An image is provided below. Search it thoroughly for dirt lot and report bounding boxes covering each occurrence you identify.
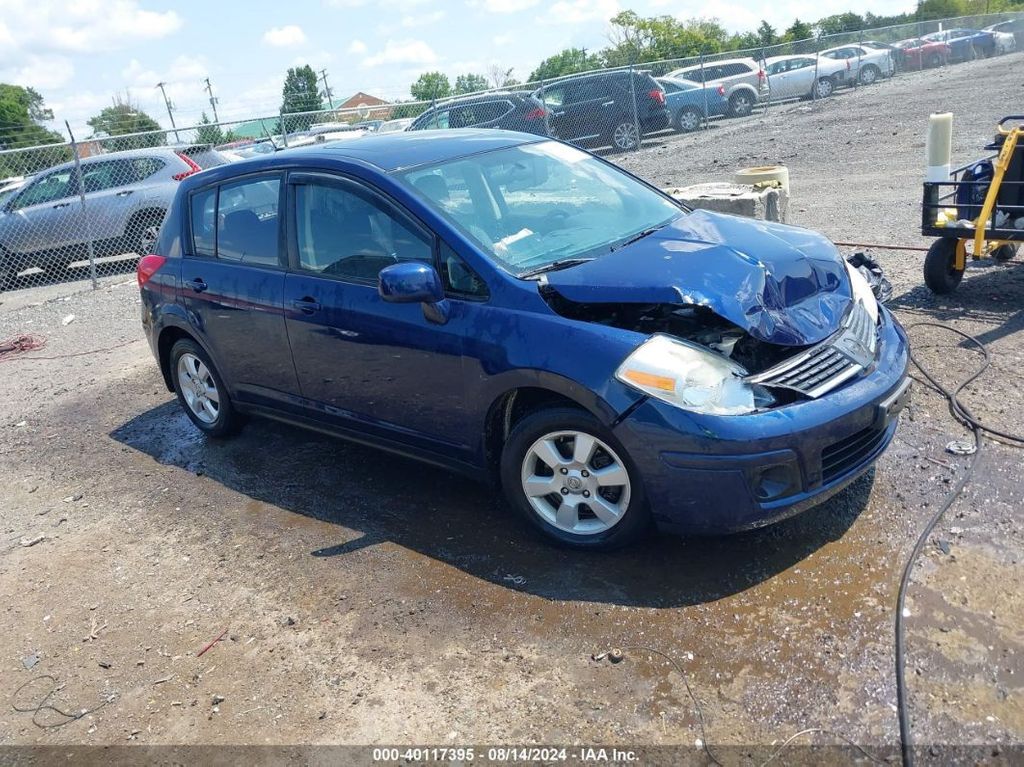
[1,55,1022,762]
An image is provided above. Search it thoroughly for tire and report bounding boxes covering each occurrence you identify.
[923,238,964,294]
[499,407,650,550]
[858,64,880,85]
[607,119,641,152]
[0,248,13,292]
[993,244,1018,262]
[124,210,165,256]
[926,52,942,68]
[814,77,835,99]
[727,91,753,117]
[169,338,244,438]
[674,106,702,133]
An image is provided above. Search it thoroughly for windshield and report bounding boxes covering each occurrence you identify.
[398,141,681,277]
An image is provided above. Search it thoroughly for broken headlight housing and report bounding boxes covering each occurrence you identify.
[615,334,775,415]
[844,260,879,324]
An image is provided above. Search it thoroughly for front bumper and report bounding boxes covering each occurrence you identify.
[613,308,910,535]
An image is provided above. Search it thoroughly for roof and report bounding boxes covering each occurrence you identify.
[182,130,543,185]
[338,91,389,109]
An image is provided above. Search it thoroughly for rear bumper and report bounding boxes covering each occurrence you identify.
[613,308,910,535]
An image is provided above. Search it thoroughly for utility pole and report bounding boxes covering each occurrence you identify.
[203,77,220,123]
[319,68,335,109]
[155,82,180,142]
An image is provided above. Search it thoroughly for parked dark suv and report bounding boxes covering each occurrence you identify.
[531,70,670,152]
[409,92,549,135]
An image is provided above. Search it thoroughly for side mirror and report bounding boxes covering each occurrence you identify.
[378,262,444,304]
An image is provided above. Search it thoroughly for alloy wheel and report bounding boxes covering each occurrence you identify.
[612,121,640,151]
[177,352,221,424]
[816,78,834,98]
[678,109,701,132]
[139,224,160,255]
[519,430,631,535]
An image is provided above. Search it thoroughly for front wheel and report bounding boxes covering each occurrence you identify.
[500,407,650,550]
[859,65,880,85]
[608,120,641,152]
[926,52,943,68]
[814,77,835,99]
[170,339,244,437]
[674,106,702,132]
[923,238,964,294]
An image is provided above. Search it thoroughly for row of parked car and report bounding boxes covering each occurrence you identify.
[397,21,1022,151]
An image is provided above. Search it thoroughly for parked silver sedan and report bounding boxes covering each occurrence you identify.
[819,44,895,85]
[0,146,223,288]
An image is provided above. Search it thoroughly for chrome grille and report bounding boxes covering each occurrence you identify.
[747,302,878,399]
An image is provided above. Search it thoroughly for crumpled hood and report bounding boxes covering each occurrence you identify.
[543,209,852,346]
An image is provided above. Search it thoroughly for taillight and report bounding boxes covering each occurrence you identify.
[716,85,726,97]
[524,107,547,120]
[137,254,167,287]
[172,152,202,181]
[757,69,766,82]
[648,88,666,105]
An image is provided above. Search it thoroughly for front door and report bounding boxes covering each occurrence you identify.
[2,166,83,255]
[283,173,470,455]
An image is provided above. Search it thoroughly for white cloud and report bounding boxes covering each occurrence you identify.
[473,0,539,12]
[348,39,368,54]
[401,10,446,27]
[493,33,514,46]
[544,0,618,25]
[0,0,180,63]
[361,39,438,68]
[263,25,307,47]
[1,54,75,90]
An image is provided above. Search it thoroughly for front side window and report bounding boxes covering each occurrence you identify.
[400,140,681,277]
[294,180,432,282]
[13,169,76,209]
[81,159,135,194]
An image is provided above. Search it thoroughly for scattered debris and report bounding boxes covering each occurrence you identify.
[212,694,226,705]
[591,651,607,662]
[61,314,75,326]
[23,653,40,670]
[945,439,977,456]
[503,574,526,585]
[937,539,952,555]
[281,616,296,627]
[20,534,45,547]
[608,648,624,664]
[197,627,229,658]
[98,660,112,669]
[153,676,174,685]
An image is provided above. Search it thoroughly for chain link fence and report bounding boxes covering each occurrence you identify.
[0,10,1021,296]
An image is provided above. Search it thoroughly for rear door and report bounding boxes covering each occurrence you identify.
[79,158,145,242]
[282,172,471,453]
[543,79,607,142]
[181,173,299,406]
[774,58,815,99]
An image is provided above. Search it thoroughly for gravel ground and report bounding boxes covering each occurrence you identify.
[0,54,1021,762]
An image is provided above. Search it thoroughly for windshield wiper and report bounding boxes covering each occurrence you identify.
[518,258,594,279]
[610,223,669,252]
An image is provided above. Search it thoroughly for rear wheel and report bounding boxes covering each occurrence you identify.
[608,119,641,152]
[859,64,880,85]
[124,210,165,256]
[170,339,244,438]
[500,407,650,550]
[674,106,702,132]
[728,91,753,117]
[923,238,964,294]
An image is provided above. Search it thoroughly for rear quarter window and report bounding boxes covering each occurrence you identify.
[190,187,217,257]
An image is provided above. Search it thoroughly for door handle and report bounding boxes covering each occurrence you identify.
[553,111,565,117]
[52,202,69,209]
[292,297,321,314]
[602,100,616,107]
[116,190,134,197]
[188,278,208,293]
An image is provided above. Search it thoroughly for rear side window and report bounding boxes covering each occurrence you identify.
[189,177,281,266]
[133,157,166,181]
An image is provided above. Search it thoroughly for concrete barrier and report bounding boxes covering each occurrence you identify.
[662,182,789,223]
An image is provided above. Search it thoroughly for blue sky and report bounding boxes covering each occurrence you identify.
[0,0,918,138]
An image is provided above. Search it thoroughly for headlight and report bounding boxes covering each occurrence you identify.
[615,335,773,415]
[844,260,879,323]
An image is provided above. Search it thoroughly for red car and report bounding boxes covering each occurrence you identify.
[895,37,951,69]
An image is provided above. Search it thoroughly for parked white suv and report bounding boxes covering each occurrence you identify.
[818,44,895,85]
[665,57,768,117]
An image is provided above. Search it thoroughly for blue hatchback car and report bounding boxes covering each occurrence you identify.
[139,130,910,549]
[657,77,730,132]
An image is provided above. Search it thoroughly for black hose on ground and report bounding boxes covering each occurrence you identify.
[897,322,1024,766]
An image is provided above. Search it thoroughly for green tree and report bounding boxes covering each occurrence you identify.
[195,111,224,146]
[756,20,779,46]
[0,84,68,176]
[604,11,728,66]
[816,12,865,34]
[915,0,965,20]
[454,73,489,94]
[410,71,451,101]
[528,48,602,81]
[784,19,814,42]
[86,96,165,151]
[281,65,324,132]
